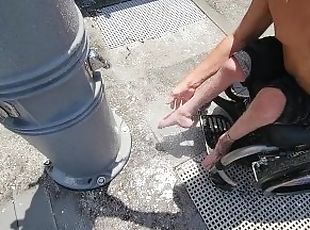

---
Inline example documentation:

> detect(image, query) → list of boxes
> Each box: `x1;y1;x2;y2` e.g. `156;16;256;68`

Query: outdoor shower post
0;0;131;190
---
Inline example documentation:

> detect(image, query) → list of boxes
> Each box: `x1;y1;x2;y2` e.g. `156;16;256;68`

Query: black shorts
233;36;310;126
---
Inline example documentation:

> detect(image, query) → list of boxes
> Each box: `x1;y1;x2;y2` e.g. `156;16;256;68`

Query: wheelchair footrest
209;170;234;191
200;114;232;149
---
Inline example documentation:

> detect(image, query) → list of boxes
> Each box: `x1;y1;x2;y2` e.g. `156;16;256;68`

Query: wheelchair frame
200;85;310;195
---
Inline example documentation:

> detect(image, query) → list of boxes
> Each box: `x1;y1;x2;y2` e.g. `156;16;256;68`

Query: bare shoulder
269;0;310;22
269;0;310;45
233;0;272;44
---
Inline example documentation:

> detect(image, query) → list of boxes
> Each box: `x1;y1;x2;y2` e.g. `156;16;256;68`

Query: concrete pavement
0;0;248;229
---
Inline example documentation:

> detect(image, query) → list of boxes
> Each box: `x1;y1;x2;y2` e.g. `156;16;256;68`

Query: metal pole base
45;113;131;190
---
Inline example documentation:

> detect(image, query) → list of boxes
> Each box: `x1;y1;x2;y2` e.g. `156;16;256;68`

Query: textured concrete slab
0;179;95;230
45;182;92;229
201;0;251;26
191;0;234;35
82;14;225;229
0;200;18;230
0;126;46;202
0;0;228;229
13;186;56;230
193;0;274;37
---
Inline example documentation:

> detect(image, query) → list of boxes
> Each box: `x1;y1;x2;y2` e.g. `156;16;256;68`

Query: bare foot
158;108;194;129
202;132;234;170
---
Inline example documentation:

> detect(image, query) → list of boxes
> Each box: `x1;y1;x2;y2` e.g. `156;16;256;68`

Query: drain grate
93;0;207;48
176;158;310;230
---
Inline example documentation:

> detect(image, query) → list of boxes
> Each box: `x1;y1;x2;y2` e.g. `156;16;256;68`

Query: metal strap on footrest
221;145;278;167
211;145;278;191
209;166;237;191
200;114;232;149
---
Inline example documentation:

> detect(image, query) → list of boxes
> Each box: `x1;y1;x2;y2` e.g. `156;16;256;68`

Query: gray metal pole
0;0;131;190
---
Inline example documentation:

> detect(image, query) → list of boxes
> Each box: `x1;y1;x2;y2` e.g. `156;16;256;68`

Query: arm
173;0;273;99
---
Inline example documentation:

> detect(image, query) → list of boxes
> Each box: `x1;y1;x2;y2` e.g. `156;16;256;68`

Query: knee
219;57;246;82
251;87;287;124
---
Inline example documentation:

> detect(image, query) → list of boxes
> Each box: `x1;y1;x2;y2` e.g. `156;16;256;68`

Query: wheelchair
200;83;310;195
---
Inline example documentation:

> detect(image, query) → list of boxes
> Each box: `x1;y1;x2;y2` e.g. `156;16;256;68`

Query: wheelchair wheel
257;149;310;195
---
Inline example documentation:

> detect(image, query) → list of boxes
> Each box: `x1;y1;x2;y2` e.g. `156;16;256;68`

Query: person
158;0;310;169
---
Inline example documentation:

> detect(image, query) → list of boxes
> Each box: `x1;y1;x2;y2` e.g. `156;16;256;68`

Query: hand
167;82;196;110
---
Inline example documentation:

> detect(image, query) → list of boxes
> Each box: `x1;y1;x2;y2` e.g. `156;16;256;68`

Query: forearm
171;0;271;105
183;34;246;89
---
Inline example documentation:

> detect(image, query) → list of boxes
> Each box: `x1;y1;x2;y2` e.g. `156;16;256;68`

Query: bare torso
268;0;310;93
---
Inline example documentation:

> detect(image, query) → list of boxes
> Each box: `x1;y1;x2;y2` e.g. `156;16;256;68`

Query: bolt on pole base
45;113;132;190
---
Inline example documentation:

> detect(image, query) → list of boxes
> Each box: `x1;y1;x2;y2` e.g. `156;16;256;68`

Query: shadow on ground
155;126;206;159
75;0;158;16
75;0;130;10
10;174;199;230
12;167;310;230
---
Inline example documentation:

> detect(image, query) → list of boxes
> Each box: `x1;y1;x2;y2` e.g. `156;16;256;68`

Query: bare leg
202;87;287;169
158;57;245;129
